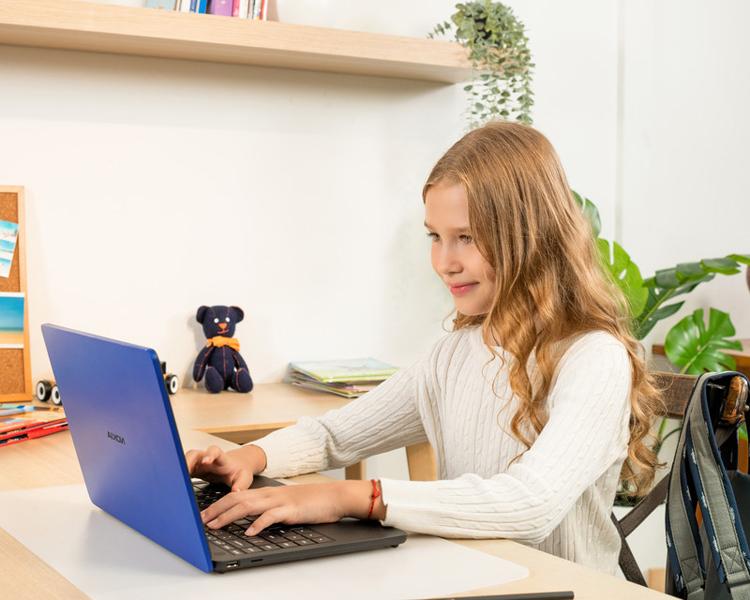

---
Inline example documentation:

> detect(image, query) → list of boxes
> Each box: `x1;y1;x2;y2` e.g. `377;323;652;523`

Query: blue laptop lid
41;324;213;573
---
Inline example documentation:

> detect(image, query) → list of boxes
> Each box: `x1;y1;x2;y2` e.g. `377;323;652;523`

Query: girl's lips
449;282;478;296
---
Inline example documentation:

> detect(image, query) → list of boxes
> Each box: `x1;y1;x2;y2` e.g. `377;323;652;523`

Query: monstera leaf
597;239;648;319
634;253;750;339
664;308;742;374
572;190;601;237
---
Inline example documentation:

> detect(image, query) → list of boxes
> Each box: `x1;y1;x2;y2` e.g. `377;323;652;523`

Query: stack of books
285;358;398;399
146;0;268;19
0;406;68;448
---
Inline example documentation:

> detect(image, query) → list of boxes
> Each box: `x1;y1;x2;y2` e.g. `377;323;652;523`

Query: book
0;419;68;447
208;0;233;16
0;408;68;447
287;358;398;384
239;0;250;19
145;0;177;9
286;371;381;399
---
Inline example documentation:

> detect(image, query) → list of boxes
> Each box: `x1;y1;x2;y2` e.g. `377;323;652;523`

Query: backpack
666;371;750;599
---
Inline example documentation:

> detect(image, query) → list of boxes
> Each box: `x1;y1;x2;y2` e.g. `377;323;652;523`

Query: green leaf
701;257;741;275
650;301;685;321
635;301;685;340
571;190;601;237
597;239;648;318
654;268;680;289
728;253;750;265
675;262;705;281
664;308;743;374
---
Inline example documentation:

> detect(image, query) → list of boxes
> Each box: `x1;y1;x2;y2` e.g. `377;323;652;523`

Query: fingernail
208;520;218;528
245;527;255;536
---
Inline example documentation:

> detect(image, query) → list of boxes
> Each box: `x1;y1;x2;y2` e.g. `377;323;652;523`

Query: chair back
616;371;750;590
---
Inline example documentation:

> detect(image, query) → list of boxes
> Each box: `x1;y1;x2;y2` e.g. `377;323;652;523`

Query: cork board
0;187;31;402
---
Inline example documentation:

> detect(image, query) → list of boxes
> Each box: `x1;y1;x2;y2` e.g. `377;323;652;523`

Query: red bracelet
366;479;382;520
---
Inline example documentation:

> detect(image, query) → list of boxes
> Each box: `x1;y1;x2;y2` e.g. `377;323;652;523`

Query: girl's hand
185;445;255;491
201;481;377;536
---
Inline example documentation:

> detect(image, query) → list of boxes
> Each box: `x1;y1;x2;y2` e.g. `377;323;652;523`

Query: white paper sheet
0;484;528;599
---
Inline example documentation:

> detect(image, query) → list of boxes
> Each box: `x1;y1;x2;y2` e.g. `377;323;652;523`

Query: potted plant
431;1;535;127
574;192;750;502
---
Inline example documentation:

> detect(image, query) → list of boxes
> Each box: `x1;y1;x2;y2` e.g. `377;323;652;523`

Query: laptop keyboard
193;483;334;557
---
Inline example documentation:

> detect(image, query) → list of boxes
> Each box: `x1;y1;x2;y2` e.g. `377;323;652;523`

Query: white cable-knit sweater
252;326;632;575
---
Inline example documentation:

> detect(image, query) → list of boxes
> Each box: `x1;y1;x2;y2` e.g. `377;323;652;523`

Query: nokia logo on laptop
107;431;125;445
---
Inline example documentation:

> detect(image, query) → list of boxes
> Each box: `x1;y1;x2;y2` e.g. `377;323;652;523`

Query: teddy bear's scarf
206;336;241;352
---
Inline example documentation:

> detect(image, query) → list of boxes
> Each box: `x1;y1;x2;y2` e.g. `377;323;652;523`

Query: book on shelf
145;0;177;9
209;0;232;16
152;0;266;19
285;358;398;399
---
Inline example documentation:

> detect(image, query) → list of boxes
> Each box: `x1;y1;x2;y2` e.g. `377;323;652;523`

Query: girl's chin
454;302;489;317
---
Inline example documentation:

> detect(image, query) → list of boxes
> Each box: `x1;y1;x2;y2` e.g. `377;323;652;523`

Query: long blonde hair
423;121;662;496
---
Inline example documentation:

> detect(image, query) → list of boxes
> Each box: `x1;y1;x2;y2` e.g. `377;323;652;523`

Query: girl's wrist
338;479;386;521
230;444;267;474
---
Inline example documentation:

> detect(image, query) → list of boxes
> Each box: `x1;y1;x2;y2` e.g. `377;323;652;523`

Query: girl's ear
230;306;244;323
196;305;209;324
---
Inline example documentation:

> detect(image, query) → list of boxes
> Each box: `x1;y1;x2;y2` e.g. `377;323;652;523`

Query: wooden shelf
0;0;472;83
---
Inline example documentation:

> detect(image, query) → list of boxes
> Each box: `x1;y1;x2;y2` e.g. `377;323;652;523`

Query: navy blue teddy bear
192;305;254;394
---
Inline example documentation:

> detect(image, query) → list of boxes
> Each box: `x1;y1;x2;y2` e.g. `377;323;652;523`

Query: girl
186;121;661;575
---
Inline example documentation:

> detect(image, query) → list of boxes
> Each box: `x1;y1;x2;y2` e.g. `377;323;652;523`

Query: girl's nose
436;245;461;276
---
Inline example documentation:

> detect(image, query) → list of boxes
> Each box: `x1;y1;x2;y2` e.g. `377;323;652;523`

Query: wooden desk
0;385;669;599
171;384;371;479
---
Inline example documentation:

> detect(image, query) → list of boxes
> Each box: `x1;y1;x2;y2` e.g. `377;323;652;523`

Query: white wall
0;0;619;478
621;0;750;350
617;0;750;578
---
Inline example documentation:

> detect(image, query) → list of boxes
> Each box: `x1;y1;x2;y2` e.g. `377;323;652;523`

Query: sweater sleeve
250;356;431;478
379;335;632;544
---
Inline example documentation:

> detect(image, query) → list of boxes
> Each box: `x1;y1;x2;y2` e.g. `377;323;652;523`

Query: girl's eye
459;234;473;244
426;232;439;241
225;317;231;322
213;318;219;324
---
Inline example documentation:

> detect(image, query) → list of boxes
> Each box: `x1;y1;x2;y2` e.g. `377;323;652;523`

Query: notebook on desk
40;323;407;573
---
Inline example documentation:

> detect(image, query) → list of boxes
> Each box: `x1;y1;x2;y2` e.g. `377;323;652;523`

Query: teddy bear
192;305;254;394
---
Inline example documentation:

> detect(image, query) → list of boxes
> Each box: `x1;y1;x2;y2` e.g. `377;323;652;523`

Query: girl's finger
202;445;222;464
246;508;288;536
185;449;201;473
201;489;266;524
206;496;263;530
231;470;252;492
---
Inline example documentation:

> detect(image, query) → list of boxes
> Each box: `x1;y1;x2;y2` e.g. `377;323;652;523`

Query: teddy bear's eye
213;318;219;324
225;317;231;322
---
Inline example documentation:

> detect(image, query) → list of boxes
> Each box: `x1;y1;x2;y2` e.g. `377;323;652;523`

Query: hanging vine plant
431;1;535;127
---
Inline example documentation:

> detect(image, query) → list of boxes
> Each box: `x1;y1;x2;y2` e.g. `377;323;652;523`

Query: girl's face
424;181;496;316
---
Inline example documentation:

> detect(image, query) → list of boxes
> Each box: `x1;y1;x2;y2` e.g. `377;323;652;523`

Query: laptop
41;324;407;573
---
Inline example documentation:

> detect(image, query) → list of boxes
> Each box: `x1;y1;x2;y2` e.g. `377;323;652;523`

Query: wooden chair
612;371;698;588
